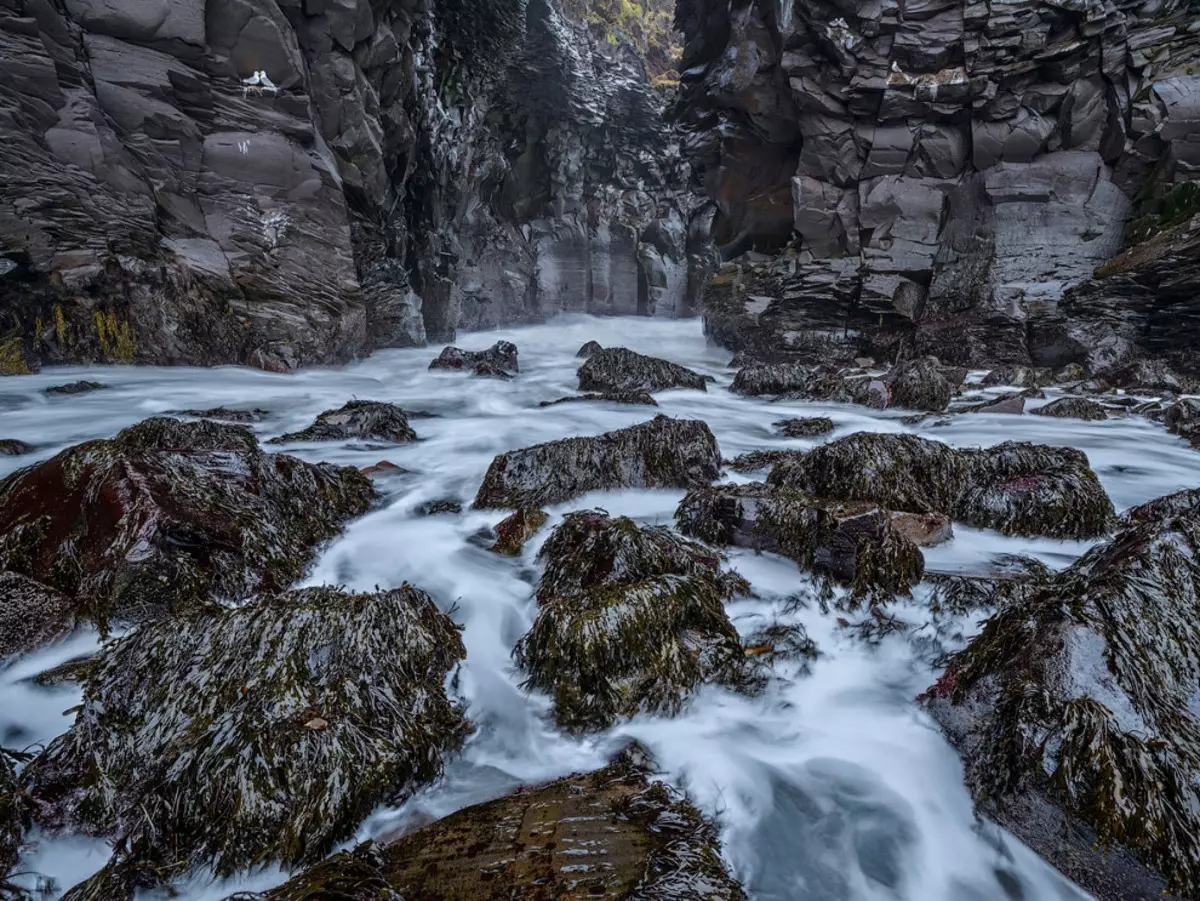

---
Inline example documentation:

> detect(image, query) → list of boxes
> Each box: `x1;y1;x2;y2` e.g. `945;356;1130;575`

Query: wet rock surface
576;340;604;358
1033;397;1110;421
170;408;270;423
474;415;721;509
773;416;834;437
1165;398;1200;447
923;494;1200;899
488;508;549;556
233;749;745;901
44;381;105;397
20;585;469;886
515;512;747;731
770;432;1114;538
676;483;924;602
0;440;32;456
726;449;808;473
0;572;75;662
271;401;418;444
540;391;659;407
0;418;374;627
884;357;952;412
428;341;520;379
577;347;708;394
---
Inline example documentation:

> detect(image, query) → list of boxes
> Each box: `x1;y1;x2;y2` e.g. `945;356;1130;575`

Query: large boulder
770;433;1114;538
0;418;374;631
0;572;75;661
676;483;925;601
514;512;747;731
229;749;746;901
577;347;707;394
428;341;519;378
883;357;952;412
922;495;1200;899
269;401;418;444
473;415;721;509
22;586;469;891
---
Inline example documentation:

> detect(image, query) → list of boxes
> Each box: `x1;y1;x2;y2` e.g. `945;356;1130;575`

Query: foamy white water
2;315;1197;899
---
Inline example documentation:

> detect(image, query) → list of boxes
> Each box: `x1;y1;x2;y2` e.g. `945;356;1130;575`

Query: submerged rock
539;391;658;407
44;381;105;396
923;496;1200;899
488;508;549;556
577;347;707;394
0;418;374;630
515;512;747;731
170;408;270;423
1032;397;1110;421
0;572;75;661
234;750;746;901
884;357;952;412
770;433;1113;538
576;340;603;358
0;440;32;456
415;498;462;516
675;483;924;602
474;415;721;509
428;341;519;378
270;401;417;444
22;586;469;886
774;416;834;437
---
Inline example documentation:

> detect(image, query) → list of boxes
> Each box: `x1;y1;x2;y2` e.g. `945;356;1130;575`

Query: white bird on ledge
242;71;278;98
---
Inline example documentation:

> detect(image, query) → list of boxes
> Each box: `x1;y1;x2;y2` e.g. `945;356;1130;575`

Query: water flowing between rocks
2;315;1196;901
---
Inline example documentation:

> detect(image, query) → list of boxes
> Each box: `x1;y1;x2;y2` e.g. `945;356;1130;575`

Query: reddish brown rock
489;509;549;556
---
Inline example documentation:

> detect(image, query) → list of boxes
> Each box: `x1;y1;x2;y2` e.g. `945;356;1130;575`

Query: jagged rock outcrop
0;0;708;372
677;0;1200;375
577;346;708;393
427;340;519;378
269;400;418;443
22;585;469;895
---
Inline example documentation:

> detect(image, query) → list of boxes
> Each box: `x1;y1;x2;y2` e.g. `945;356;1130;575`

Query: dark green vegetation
269;401;418;444
0;418;374;631
577;347;708;394
474;415;721;509
21;586;468;894
515;512;749;731
231;748;744;901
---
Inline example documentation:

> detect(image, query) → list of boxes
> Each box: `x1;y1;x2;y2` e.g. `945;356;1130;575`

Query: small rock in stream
577;346;707;394
773;416;834;437
428;341;518;378
270;400;417;444
44;380;105;396
539;390;657;407
488;508;549;556
0;439;32;455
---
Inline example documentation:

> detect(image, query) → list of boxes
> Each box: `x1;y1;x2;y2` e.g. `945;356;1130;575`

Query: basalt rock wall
0;0;706;371
677;0;1200;372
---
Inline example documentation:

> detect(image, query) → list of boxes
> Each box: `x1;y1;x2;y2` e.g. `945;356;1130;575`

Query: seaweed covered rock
428;341;519;378
770;433;1113;539
883;357;952;412
515;512;747;731
730;362;814;396
539;391;658;407
774;417;834;438
170;408;270;423
1033;397;1110;421
731;363;883;407
0;571;75;660
1165;398;1200;447
1;749;21;886
923;497;1200;899
577;347;707;394
1123;488;1200;524
232;750;745;901
963;393;1026;415
675;484;924;602
488;508;549;556
727;449;808;473
577;340;603;358
0;418;374;627
0;440;32;456
44;381;105;396
474;416;721;509
270;401;417;444
21;586;469;886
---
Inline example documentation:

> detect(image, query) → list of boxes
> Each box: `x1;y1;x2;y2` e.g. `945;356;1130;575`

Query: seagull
257;70;278;95
242;71;262;97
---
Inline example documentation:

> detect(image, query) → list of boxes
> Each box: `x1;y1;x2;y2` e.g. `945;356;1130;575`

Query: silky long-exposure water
2;316;1197;900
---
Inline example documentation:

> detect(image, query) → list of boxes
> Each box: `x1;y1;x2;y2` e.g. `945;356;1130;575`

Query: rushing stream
2;315;1197;900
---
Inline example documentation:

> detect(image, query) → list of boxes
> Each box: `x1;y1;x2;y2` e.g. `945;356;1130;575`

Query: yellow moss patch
94;311;136;362
0;337;30;375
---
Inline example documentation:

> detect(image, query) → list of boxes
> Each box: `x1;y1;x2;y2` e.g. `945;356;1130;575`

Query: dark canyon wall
0;0;708;371
677;0;1200;375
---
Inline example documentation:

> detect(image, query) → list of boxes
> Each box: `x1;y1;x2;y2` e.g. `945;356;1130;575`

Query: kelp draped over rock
0;418;374;628
515;512;748;731
923;496;1200;898
577;347;708;394
21;586;469;890
231;749;746;901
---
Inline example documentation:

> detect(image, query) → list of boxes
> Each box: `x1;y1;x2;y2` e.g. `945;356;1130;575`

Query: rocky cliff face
677;0;1200;373
0;0;705;371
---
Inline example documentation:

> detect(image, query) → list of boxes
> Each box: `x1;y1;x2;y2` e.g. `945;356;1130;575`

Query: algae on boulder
428;341;519;378
726;449;807;473
474;415;721;509
515;512;747;731
774;416;834;437
675;483;924;602
883;357;952;412
231;750;746;901
0;571;75;661
21;586;469;883
577;347;708;394
1032;397;1109;421
923;498;1200;899
270;401;418;444
0;418;374;628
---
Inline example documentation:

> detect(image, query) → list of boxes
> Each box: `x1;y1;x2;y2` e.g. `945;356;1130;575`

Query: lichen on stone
577;346;708;394
269;401;418;444
21;585;469;885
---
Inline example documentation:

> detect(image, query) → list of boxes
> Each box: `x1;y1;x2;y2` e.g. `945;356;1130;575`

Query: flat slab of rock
539;390;658;407
473;415;721;509
774;416;834;437
44;380;105;396
0;418;374;629
23;586;469;886
577;347;707;394
676;483;925;602
237;750;746;901
884;357;952;412
0;571;75;661
515;512;747;730
270;401;417;444
1032;397;1109;421
428;341;518;378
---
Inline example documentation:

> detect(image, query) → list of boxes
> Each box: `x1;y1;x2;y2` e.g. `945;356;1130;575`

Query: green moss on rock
22;585;469;887
0;418;374;630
